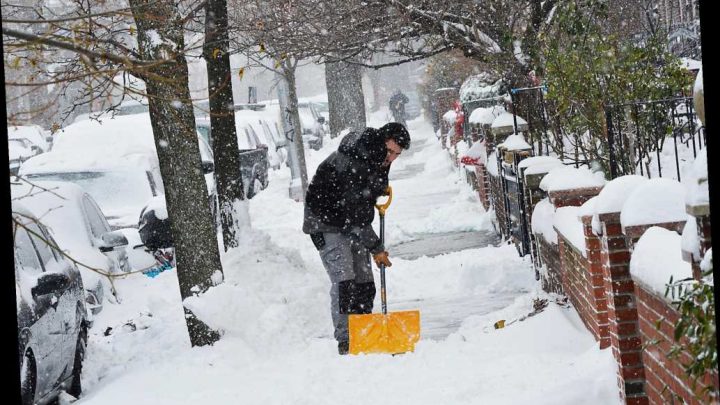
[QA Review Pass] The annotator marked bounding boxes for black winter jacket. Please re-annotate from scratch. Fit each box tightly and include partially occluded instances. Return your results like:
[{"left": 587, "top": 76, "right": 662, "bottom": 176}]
[{"left": 303, "top": 128, "right": 389, "bottom": 248}]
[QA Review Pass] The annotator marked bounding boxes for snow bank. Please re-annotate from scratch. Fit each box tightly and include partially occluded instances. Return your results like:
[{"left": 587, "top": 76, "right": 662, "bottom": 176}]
[
  {"left": 8, "top": 124, "right": 51, "bottom": 152},
  {"left": 468, "top": 106, "right": 505, "bottom": 125},
  {"left": 593, "top": 175, "right": 647, "bottom": 215},
  {"left": 620, "top": 178, "right": 686, "bottom": 228},
  {"left": 532, "top": 198, "right": 557, "bottom": 244},
  {"left": 554, "top": 206, "right": 586, "bottom": 255},
  {"left": 630, "top": 227, "right": 692, "bottom": 296},
  {"left": 498, "top": 134, "right": 531, "bottom": 151},
  {"left": 539, "top": 166, "right": 605, "bottom": 192}
]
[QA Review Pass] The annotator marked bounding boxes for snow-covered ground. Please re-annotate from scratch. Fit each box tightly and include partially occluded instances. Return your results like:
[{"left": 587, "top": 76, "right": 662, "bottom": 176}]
[{"left": 76, "top": 113, "right": 618, "bottom": 405}]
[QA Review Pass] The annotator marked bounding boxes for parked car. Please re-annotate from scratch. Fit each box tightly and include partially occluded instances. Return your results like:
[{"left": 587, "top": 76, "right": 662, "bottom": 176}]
[
  {"left": 297, "top": 101, "right": 326, "bottom": 150},
  {"left": 14, "top": 201, "right": 89, "bottom": 405},
  {"left": 8, "top": 137, "right": 42, "bottom": 175},
  {"left": 19, "top": 114, "right": 215, "bottom": 229},
  {"left": 195, "top": 111, "right": 278, "bottom": 199},
  {"left": 11, "top": 179, "right": 131, "bottom": 316}
]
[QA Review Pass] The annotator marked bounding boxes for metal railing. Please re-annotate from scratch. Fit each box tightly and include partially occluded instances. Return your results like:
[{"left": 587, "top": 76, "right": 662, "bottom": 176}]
[{"left": 605, "top": 96, "right": 705, "bottom": 180}]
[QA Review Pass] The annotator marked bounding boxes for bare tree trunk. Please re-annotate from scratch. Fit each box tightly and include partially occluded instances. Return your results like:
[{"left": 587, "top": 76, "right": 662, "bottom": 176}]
[
  {"left": 204, "top": 0, "right": 245, "bottom": 249},
  {"left": 129, "top": 0, "right": 222, "bottom": 346},
  {"left": 325, "top": 58, "right": 366, "bottom": 137},
  {"left": 282, "top": 63, "right": 308, "bottom": 198}
]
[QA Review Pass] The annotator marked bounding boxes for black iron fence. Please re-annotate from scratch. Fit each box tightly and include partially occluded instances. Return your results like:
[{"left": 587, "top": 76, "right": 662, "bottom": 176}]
[{"left": 605, "top": 96, "right": 705, "bottom": 181}]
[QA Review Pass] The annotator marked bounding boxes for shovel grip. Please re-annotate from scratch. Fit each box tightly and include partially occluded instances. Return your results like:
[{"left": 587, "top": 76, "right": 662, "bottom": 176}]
[{"left": 375, "top": 186, "right": 393, "bottom": 216}]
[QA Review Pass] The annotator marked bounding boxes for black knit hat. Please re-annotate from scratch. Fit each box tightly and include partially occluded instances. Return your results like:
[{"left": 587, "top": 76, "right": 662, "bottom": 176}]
[{"left": 378, "top": 122, "right": 411, "bottom": 149}]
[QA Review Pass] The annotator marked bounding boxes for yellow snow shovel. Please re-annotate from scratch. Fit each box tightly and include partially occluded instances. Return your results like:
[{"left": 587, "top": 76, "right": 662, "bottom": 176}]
[{"left": 348, "top": 186, "right": 421, "bottom": 355}]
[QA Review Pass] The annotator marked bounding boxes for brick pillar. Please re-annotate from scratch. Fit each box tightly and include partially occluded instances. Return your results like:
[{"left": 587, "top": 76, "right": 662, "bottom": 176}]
[
  {"left": 548, "top": 187, "right": 604, "bottom": 208},
  {"left": 582, "top": 215, "right": 610, "bottom": 349},
  {"left": 475, "top": 163, "right": 491, "bottom": 210},
  {"left": 598, "top": 212, "right": 648, "bottom": 405}
]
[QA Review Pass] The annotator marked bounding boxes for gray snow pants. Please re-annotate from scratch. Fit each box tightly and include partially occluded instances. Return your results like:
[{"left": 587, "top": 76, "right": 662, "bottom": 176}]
[{"left": 317, "top": 232, "right": 376, "bottom": 343}]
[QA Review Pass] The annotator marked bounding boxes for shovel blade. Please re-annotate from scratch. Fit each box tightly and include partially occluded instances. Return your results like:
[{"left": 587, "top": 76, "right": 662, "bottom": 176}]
[{"left": 348, "top": 310, "right": 420, "bottom": 355}]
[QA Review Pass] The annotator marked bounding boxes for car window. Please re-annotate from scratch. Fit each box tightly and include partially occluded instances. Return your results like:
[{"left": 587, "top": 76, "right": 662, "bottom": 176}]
[
  {"left": 14, "top": 227, "right": 43, "bottom": 276},
  {"left": 25, "top": 222, "right": 59, "bottom": 271},
  {"left": 83, "top": 195, "right": 111, "bottom": 239}
]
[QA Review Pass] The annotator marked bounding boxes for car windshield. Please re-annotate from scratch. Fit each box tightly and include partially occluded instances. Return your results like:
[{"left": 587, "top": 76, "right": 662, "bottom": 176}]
[{"left": 24, "top": 169, "right": 154, "bottom": 218}]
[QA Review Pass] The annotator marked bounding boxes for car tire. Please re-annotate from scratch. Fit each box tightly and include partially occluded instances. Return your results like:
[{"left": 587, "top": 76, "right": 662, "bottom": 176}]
[
  {"left": 67, "top": 327, "right": 87, "bottom": 398},
  {"left": 20, "top": 351, "right": 36, "bottom": 405}
]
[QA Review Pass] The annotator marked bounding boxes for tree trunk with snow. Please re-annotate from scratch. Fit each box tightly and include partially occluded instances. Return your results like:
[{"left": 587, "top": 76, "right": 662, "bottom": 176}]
[
  {"left": 325, "top": 58, "right": 366, "bottom": 137},
  {"left": 280, "top": 63, "right": 308, "bottom": 200},
  {"left": 129, "top": 0, "right": 222, "bottom": 346},
  {"left": 203, "top": 0, "right": 245, "bottom": 249}
]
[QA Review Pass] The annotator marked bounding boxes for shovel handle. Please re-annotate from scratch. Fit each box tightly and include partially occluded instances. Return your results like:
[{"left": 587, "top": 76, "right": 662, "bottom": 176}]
[{"left": 375, "top": 186, "right": 393, "bottom": 216}]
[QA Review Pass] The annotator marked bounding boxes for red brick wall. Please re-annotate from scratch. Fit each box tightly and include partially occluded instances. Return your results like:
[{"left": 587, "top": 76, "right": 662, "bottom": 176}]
[
  {"left": 556, "top": 233, "right": 612, "bottom": 348},
  {"left": 537, "top": 235, "right": 563, "bottom": 294},
  {"left": 489, "top": 173, "right": 508, "bottom": 239},
  {"left": 634, "top": 281, "right": 719, "bottom": 404},
  {"left": 474, "top": 164, "right": 491, "bottom": 211},
  {"left": 598, "top": 212, "right": 649, "bottom": 404}
]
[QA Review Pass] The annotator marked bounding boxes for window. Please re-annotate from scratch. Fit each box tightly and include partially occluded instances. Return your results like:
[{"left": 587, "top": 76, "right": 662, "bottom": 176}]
[
  {"left": 14, "top": 227, "right": 43, "bottom": 276},
  {"left": 83, "top": 195, "right": 111, "bottom": 239},
  {"left": 25, "top": 222, "right": 57, "bottom": 271}
]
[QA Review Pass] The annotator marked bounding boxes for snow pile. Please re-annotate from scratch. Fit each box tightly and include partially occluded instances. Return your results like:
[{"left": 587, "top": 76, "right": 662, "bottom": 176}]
[
  {"left": 553, "top": 206, "right": 586, "bottom": 255},
  {"left": 491, "top": 112, "right": 527, "bottom": 130},
  {"left": 532, "top": 198, "right": 557, "bottom": 244},
  {"left": 498, "top": 134, "right": 531, "bottom": 151},
  {"left": 683, "top": 148, "right": 709, "bottom": 206},
  {"left": 592, "top": 175, "right": 647, "bottom": 215},
  {"left": 539, "top": 166, "right": 605, "bottom": 193},
  {"left": 20, "top": 114, "right": 160, "bottom": 174},
  {"left": 620, "top": 178, "right": 686, "bottom": 228},
  {"left": 459, "top": 72, "right": 505, "bottom": 103},
  {"left": 8, "top": 124, "right": 51, "bottom": 152},
  {"left": 701, "top": 248, "right": 713, "bottom": 274},
  {"left": 681, "top": 216, "right": 701, "bottom": 262},
  {"left": 681, "top": 57, "right": 702, "bottom": 71},
  {"left": 468, "top": 106, "right": 505, "bottom": 125},
  {"left": 630, "top": 227, "right": 692, "bottom": 297},
  {"left": 144, "top": 195, "right": 169, "bottom": 220},
  {"left": 518, "top": 156, "right": 563, "bottom": 176},
  {"left": 443, "top": 110, "right": 457, "bottom": 124}
]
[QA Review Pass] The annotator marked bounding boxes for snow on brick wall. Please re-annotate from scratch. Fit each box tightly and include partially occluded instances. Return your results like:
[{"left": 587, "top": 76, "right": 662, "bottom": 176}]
[
  {"left": 620, "top": 178, "right": 686, "bottom": 229},
  {"left": 468, "top": 106, "right": 505, "bottom": 125},
  {"left": 593, "top": 175, "right": 647, "bottom": 215},
  {"left": 630, "top": 227, "right": 692, "bottom": 297},
  {"left": 539, "top": 166, "right": 605, "bottom": 193},
  {"left": 684, "top": 148, "right": 709, "bottom": 207},
  {"left": 498, "top": 134, "right": 531, "bottom": 151},
  {"left": 532, "top": 197, "right": 557, "bottom": 244},
  {"left": 553, "top": 206, "right": 586, "bottom": 256}
]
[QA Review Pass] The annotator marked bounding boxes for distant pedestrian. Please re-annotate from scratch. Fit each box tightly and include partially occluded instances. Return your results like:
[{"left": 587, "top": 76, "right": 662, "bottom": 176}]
[{"left": 389, "top": 89, "right": 409, "bottom": 126}]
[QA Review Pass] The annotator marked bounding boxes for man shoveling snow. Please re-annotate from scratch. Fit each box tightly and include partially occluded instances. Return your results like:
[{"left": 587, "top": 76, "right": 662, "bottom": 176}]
[{"left": 303, "top": 123, "right": 410, "bottom": 354}]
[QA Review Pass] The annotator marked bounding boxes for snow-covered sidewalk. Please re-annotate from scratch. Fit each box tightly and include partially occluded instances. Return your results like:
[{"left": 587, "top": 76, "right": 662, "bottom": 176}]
[{"left": 77, "top": 115, "right": 619, "bottom": 405}]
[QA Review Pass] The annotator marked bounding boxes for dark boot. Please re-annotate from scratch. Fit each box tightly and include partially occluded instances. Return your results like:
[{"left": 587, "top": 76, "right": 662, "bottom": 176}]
[{"left": 338, "top": 340, "right": 349, "bottom": 355}]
